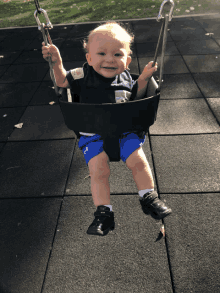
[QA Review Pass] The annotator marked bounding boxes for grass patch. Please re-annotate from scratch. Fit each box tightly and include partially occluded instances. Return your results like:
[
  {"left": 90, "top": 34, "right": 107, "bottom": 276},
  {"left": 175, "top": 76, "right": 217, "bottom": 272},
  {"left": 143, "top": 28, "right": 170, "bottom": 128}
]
[{"left": 0, "top": 0, "right": 219, "bottom": 28}]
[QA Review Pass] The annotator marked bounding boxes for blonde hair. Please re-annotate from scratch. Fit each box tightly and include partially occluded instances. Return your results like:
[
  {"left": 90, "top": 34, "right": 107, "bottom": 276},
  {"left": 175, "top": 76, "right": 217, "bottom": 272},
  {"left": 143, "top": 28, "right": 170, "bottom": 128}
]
[{"left": 82, "top": 21, "right": 135, "bottom": 56}]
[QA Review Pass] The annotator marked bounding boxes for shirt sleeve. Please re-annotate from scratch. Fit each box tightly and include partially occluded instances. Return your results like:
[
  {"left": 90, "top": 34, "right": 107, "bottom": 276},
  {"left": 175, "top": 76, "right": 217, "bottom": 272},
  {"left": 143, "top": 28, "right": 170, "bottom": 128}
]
[
  {"left": 66, "top": 70, "right": 82, "bottom": 97},
  {"left": 66, "top": 70, "right": 76, "bottom": 89}
]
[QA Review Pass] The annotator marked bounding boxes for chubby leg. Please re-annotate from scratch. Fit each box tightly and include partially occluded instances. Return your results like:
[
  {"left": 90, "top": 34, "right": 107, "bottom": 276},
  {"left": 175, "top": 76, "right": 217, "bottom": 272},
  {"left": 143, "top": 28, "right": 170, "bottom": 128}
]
[
  {"left": 88, "top": 151, "right": 111, "bottom": 207},
  {"left": 87, "top": 151, "right": 115, "bottom": 236},
  {"left": 126, "top": 146, "right": 154, "bottom": 190}
]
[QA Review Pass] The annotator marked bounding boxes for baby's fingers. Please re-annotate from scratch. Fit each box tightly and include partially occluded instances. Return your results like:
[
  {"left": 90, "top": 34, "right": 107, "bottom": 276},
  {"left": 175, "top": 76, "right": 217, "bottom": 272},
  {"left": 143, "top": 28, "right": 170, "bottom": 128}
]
[
  {"left": 142, "top": 62, "right": 158, "bottom": 76},
  {"left": 148, "top": 61, "right": 158, "bottom": 68}
]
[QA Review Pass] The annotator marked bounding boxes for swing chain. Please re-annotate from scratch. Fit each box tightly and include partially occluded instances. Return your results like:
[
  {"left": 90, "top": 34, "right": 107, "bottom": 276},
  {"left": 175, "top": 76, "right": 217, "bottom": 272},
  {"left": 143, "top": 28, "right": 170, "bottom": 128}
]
[
  {"left": 34, "top": 0, "right": 41, "bottom": 15},
  {"left": 152, "top": 15, "right": 169, "bottom": 94},
  {"left": 152, "top": 0, "right": 174, "bottom": 94},
  {"left": 157, "top": 0, "right": 175, "bottom": 22},
  {"left": 34, "top": 8, "right": 61, "bottom": 97}
]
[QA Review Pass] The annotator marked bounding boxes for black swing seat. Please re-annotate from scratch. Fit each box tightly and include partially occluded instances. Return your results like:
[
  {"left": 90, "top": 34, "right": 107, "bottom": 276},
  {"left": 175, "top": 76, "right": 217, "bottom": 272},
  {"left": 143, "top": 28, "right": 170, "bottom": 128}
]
[{"left": 59, "top": 74, "right": 160, "bottom": 161}]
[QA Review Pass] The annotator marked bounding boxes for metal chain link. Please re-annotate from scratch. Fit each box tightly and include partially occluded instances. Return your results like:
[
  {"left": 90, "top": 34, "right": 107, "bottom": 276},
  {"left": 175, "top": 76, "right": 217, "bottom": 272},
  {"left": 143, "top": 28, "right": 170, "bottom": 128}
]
[
  {"left": 34, "top": 0, "right": 41, "bottom": 14},
  {"left": 40, "top": 24, "right": 61, "bottom": 97},
  {"left": 152, "top": 0, "right": 175, "bottom": 94},
  {"left": 34, "top": 8, "right": 61, "bottom": 97}
]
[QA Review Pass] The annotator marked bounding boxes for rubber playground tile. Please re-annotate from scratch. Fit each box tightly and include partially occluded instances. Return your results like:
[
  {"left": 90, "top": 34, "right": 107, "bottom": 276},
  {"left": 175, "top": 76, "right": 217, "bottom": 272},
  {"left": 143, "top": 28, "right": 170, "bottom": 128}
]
[
  {"left": 0, "top": 35, "right": 7, "bottom": 42},
  {"left": 133, "top": 26, "right": 173, "bottom": 44},
  {"left": 131, "top": 20, "right": 173, "bottom": 43},
  {"left": 161, "top": 193, "right": 220, "bottom": 293},
  {"left": 42, "top": 195, "right": 173, "bottom": 293},
  {"left": 192, "top": 72, "right": 220, "bottom": 98},
  {"left": 169, "top": 26, "right": 209, "bottom": 42},
  {"left": 0, "top": 82, "right": 40, "bottom": 107},
  {"left": 150, "top": 134, "right": 220, "bottom": 193},
  {"left": 0, "top": 65, "right": 10, "bottom": 78},
  {"left": 203, "top": 29, "right": 220, "bottom": 39},
  {"left": 0, "top": 37, "right": 34, "bottom": 52},
  {"left": 29, "top": 81, "right": 60, "bottom": 106},
  {"left": 8, "top": 105, "right": 75, "bottom": 141},
  {"left": 44, "top": 26, "right": 73, "bottom": 39},
  {"left": 59, "top": 47, "right": 86, "bottom": 62},
  {"left": 71, "top": 22, "right": 101, "bottom": 36},
  {"left": 136, "top": 41, "right": 179, "bottom": 57},
  {"left": 0, "top": 51, "right": 21, "bottom": 65},
  {"left": 160, "top": 74, "right": 203, "bottom": 100},
  {"left": 0, "top": 197, "right": 62, "bottom": 293},
  {"left": 150, "top": 99, "right": 220, "bottom": 135},
  {"left": 0, "top": 31, "right": 13, "bottom": 39},
  {"left": 64, "top": 144, "right": 91, "bottom": 196},
  {"left": 2, "top": 28, "right": 39, "bottom": 40},
  {"left": 0, "top": 143, "right": 5, "bottom": 153},
  {"left": 0, "top": 140, "right": 75, "bottom": 198},
  {"left": 182, "top": 54, "right": 220, "bottom": 73},
  {"left": 130, "top": 45, "right": 137, "bottom": 58},
  {"left": 27, "top": 34, "right": 65, "bottom": 51},
  {"left": 12, "top": 50, "right": 47, "bottom": 65},
  {"left": 169, "top": 17, "right": 204, "bottom": 30},
  {"left": 0, "top": 107, "right": 26, "bottom": 142},
  {"left": 139, "top": 56, "right": 189, "bottom": 74},
  {"left": 65, "top": 135, "right": 157, "bottom": 196},
  {"left": 207, "top": 98, "right": 220, "bottom": 124},
  {"left": 0, "top": 63, "right": 49, "bottom": 83},
  {"left": 196, "top": 18, "right": 220, "bottom": 38},
  {"left": 175, "top": 39, "right": 220, "bottom": 55},
  {"left": 60, "top": 37, "right": 86, "bottom": 49}
]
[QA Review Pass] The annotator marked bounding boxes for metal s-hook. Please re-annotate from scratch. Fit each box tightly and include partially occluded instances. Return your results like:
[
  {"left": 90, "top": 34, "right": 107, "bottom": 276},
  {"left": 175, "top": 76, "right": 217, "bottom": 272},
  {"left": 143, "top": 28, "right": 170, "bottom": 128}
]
[
  {"left": 157, "top": 0, "right": 175, "bottom": 22},
  {"left": 34, "top": 8, "right": 53, "bottom": 31}
]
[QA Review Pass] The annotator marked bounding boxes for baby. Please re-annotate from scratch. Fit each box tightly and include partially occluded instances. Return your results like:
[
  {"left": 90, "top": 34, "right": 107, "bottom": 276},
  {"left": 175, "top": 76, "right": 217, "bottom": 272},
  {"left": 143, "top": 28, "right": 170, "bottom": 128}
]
[{"left": 42, "top": 21, "right": 172, "bottom": 236}]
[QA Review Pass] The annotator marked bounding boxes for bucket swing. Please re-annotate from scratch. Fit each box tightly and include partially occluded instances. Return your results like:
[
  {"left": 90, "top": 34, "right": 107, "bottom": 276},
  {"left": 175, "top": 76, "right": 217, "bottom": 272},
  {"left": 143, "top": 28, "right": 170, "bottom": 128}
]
[{"left": 34, "top": 0, "right": 175, "bottom": 162}]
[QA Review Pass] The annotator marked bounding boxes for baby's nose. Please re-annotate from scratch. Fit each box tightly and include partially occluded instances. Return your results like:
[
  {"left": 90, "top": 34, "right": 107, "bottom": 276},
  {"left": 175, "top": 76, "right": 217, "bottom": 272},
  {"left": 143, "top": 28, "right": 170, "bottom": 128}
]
[{"left": 105, "top": 55, "right": 114, "bottom": 61}]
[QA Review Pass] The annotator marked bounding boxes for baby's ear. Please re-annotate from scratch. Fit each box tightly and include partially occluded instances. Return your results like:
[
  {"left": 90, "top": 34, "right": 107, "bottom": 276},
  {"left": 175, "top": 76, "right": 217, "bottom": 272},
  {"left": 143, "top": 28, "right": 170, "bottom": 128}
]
[
  {"left": 126, "top": 56, "right": 132, "bottom": 68},
  {"left": 86, "top": 53, "right": 92, "bottom": 64}
]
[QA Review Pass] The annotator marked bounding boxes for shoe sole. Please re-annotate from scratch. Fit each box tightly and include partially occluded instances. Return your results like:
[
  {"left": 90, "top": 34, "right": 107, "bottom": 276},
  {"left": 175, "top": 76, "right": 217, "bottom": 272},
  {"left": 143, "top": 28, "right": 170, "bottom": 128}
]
[
  {"left": 153, "top": 209, "right": 172, "bottom": 220},
  {"left": 87, "top": 222, "right": 115, "bottom": 236}
]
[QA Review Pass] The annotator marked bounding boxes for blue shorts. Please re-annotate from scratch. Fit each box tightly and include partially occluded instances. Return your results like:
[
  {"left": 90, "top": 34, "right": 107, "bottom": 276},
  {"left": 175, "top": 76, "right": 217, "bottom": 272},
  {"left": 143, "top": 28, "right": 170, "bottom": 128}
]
[{"left": 78, "top": 132, "right": 146, "bottom": 165}]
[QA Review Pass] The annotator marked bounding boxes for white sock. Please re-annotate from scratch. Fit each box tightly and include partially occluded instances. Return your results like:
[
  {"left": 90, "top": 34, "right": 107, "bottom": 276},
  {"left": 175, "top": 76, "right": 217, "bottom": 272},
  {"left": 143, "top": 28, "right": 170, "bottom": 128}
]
[
  {"left": 138, "top": 189, "right": 154, "bottom": 198},
  {"left": 104, "top": 205, "right": 112, "bottom": 211}
]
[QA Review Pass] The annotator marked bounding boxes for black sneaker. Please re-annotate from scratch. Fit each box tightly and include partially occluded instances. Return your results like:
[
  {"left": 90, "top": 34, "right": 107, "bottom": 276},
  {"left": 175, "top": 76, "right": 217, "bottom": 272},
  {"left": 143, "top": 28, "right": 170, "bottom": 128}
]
[
  {"left": 139, "top": 191, "right": 172, "bottom": 219},
  {"left": 87, "top": 206, "right": 115, "bottom": 236}
]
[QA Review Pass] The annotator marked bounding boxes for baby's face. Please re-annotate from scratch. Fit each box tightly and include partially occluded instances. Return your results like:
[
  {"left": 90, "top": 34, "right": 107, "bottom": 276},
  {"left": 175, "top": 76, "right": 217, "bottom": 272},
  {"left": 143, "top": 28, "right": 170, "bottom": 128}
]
[{"left": 86, "top": 33, "right": 132, "bottom": 78}]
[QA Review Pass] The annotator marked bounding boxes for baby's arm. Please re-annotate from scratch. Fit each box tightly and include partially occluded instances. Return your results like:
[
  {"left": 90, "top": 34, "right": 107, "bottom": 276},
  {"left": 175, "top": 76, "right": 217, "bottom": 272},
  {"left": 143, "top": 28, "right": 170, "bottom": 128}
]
[
  {"left": 136, "top": 61, "right": 158, "bottom": 99},
  {"left": 42, "top": 42, "right": 70, "bottom": 88}
]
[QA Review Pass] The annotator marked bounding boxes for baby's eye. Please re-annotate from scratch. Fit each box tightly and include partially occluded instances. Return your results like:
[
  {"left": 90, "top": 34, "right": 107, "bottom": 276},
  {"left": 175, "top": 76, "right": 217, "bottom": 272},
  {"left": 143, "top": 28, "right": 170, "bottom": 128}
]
[
  {"left": 98, "top": 53, "right": 105, "bottom": 56},
  {"left": 115, "top": 53, "right": 122, "bottom": 57}
]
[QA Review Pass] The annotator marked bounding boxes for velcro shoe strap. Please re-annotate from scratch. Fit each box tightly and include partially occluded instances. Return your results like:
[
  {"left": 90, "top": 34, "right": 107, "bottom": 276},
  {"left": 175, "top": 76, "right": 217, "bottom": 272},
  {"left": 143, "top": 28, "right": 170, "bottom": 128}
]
[
  {"left": 143, "top": 192, "right": 158, "bottom": 205},
  {"left": 94, "top": 210, "right": 112, "bottom": 217}
]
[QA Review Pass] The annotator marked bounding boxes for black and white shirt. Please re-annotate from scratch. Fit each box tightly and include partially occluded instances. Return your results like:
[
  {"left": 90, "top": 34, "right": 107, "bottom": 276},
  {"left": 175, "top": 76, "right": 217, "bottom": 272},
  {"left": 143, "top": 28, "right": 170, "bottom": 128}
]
[{"left": 66, "top": 62, "right": 138, "bottom": 136}]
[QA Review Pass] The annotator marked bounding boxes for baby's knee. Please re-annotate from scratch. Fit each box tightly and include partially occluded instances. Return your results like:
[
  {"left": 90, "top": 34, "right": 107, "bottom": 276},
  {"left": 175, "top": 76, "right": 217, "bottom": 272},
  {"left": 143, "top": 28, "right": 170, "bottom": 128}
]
[
  {"left": 126, "top": 147, "right": 146, "bottom": 171},
  {"left": 88, "top": 152, "right": 110, "bottom": 179}
]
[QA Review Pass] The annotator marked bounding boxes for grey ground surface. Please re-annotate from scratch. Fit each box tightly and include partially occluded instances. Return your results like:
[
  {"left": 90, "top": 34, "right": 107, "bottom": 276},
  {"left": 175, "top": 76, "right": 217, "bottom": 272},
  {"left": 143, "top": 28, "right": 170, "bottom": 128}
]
[{"left": 0, "top": 13, "right": 220, "bottom": 293}]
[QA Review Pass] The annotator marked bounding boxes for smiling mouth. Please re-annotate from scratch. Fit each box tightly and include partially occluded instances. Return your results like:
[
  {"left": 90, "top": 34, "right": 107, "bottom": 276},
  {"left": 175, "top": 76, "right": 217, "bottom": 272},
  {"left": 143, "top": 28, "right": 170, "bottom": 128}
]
[{"left": 103, "top": 67, "right": 117, "bottom": 70}]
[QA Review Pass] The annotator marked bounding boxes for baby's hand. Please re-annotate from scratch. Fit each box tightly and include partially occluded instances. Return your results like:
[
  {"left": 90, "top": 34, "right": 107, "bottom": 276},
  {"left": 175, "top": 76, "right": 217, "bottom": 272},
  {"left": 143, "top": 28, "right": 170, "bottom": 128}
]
[
  {"left": 42, "top": 42, "right": 61, "bottom": 64},
  {"left": 140, "top": 61, "right": 158, "bottom": 81}
]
